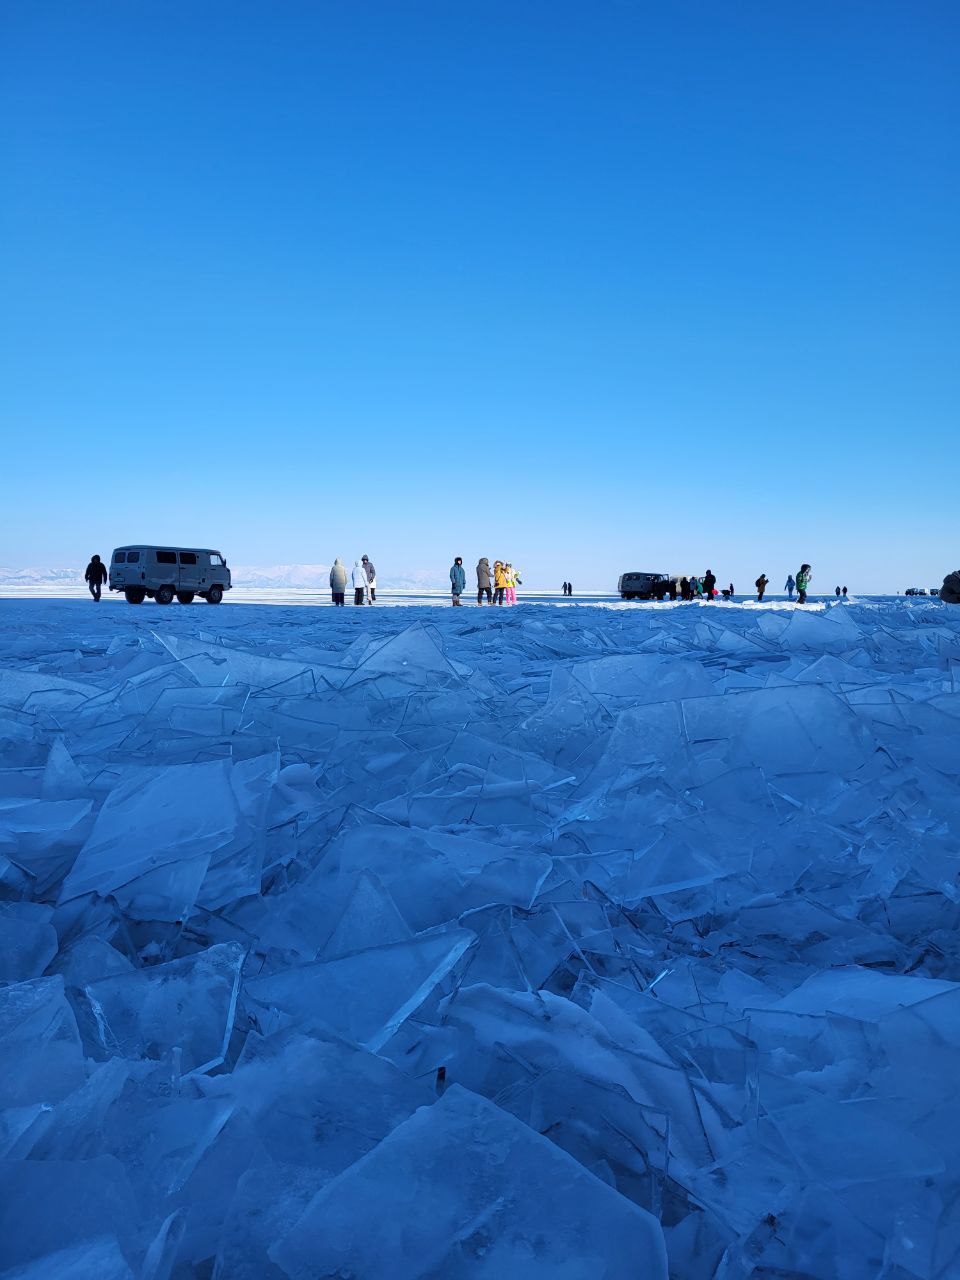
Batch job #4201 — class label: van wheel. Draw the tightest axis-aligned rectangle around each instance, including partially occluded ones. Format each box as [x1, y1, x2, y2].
[155, 585, 175, 605]
[206, 585, 224, 604]
[176, 592, 195, 605]
[124, 587, 146, 604]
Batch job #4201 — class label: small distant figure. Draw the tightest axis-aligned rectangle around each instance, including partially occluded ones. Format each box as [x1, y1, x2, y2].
[477, 557, 492, 606]
[566, 581, 573, 597]
[450, 557, 466, 606]
[561, 581, 568, 596]
[493, 560, 507, 606]
[728, 582, 735, 599]
[351, 559, 367, 605]
[679, 576, 691, 600]
[692, 576, 703, 598]
[842, 586, 848, 598]
[785, 574, 796, 600]
[796, 564, 812, 604]
[362, 555, 377, 603]
[329, 557, 347, 606]
[835, 585, 841, 598]
[84, 554, 107, 601]
[703, 570, 717, 600]
[756, 574, 769, 602]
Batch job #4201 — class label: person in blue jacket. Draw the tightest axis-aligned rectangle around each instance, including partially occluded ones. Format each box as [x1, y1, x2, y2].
[450, 557, 466, 606]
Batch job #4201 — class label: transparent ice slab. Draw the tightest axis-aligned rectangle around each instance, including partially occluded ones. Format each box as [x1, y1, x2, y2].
[0, 975, 85, 1108]
[83, 941, 245, 1075]
[0, 1235, 135, 1280]
[270, 1085, 668, 1279]
[60, 754, 275, 919]
[245, 925, 473, 1052]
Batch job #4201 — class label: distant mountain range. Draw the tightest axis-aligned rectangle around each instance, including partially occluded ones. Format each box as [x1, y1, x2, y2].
[0, 564, 447, 591]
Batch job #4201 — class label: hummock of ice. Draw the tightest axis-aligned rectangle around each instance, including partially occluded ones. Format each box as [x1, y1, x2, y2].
[1, 595, 960, 1278]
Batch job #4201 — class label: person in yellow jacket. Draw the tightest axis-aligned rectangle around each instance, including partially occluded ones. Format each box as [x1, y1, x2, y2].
[493, 560, 507, 606]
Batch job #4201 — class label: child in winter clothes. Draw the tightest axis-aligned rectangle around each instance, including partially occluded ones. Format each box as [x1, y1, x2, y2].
[504, 564, 517, 605]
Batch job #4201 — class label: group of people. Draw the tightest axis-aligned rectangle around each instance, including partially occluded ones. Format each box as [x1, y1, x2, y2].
[675, 564, 830, 605]
[560, 581, 574, 596]
[329, 555, 376, 606]
[452, 557, 521, 606]
[678, 572, 722, 600]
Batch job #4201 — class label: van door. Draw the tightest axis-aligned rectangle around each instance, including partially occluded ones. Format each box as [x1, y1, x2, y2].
[178, 551, 201, 592]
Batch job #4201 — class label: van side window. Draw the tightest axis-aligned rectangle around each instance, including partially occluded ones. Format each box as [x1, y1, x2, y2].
[126, 550, 140, 563]
[114, 552, 126, 563]
[156, 551, 177, 565]
[179, 552, 198, 565]
[208, 553, 225, 567]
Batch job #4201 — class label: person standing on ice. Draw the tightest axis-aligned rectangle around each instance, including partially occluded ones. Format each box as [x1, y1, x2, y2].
[785, 574, 796, 600]
[329, 558, 347, 606]
[493, 560, 507, 605]
[84, 554, 107, 601]
[835, 585, 841, 598]
[351, 560, 367, 605]
[450, 557, 466, 606]
[756, 574, 769, 602]
[842, 585, 848, 598]
[477, 557, 492, 606]
[796, 564, 812, 604]
[505, 564, 519, 605]
[361, 555, 376, 604]
[703, 570, 717, 600]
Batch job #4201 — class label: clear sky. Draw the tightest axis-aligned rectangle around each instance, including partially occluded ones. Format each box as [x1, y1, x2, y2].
[2, 1, 957, 592]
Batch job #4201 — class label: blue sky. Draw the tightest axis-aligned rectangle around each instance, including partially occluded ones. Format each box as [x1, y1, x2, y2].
[1, 1, 957, 592]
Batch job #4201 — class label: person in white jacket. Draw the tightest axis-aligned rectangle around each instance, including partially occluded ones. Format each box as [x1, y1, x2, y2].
[351, 560, 368, 606]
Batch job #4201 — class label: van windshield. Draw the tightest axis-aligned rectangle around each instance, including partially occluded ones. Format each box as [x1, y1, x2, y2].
[209, 553, 225, 567]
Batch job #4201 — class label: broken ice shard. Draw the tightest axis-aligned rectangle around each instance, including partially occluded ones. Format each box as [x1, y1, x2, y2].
[270, 1085, 668, 1279]
[83, 941, 245, 1075]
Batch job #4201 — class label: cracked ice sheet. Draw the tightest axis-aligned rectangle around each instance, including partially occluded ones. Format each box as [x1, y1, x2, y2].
[2, 596, 960, 1278]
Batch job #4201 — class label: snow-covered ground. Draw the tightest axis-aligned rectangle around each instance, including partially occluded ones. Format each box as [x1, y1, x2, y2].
[0, 596, 958, 1277]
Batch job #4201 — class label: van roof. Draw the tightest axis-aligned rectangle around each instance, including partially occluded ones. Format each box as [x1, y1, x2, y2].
[113, 545, 222, 554]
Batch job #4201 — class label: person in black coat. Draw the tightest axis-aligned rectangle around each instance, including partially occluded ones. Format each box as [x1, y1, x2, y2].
[84, 555, 107, 601]
[703, 570, 717, 600]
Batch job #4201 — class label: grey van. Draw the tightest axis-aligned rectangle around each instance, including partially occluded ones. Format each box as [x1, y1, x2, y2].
[618, 572, 676, 600]
[109, 546, 232, 604]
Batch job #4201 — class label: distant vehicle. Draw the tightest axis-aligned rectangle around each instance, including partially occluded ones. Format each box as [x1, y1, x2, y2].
[109, 545, 232, 604]
[618, 571, 676, 600]
[931, 588, 941, 597]
[904, 588, 928, 596]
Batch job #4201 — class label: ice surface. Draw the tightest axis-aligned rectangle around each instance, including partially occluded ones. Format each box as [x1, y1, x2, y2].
[270, 1085, 668, 1279]
[2, 595, 960, 1277]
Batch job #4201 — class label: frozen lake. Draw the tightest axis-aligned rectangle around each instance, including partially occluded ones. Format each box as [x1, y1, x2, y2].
[1, 595, 958, 1277]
